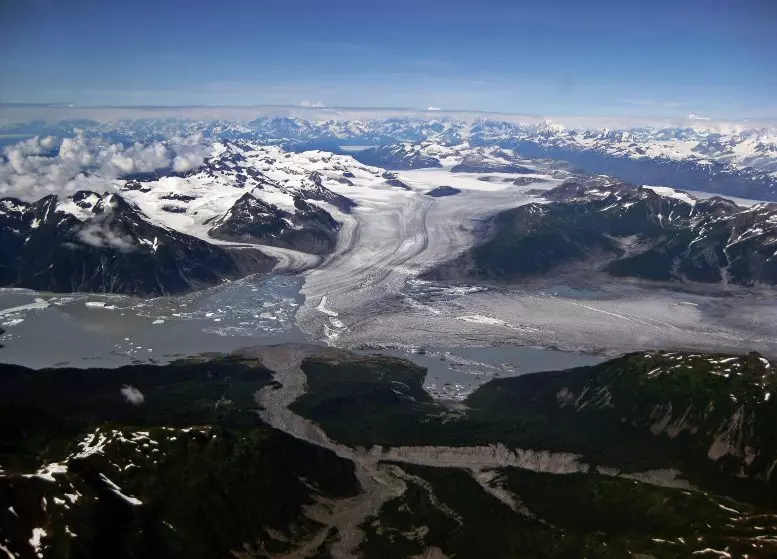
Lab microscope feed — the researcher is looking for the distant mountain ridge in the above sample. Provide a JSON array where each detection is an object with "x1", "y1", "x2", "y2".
[
  {"x1": 244, "y1": 119, "x2": 777, "y2": 201},
  {"x1": 4, "y1": 116, "x2": 775, "y2": 200}
]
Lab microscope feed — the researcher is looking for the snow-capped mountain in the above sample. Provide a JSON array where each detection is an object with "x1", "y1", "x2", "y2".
[
  {"x1": 0, "y1": 191, "x2": 274, "y2": 295},
  {"x1": 0, "y1": 140, "x2": 393, "y2": 294},
  {"x1": 347, "y1": 132, "x2": 777, "y2": 202},
  {"x1": 469, "y1": 120, "x2": 777, "y2": 201},
  {"x1": 254, "y1": 118, "x2": 777, "y2": 201},
  {"x1": 247, "y1": 116, "x2": 466, "y2": 146},
  {"x1": 353, "y1": 141, "x2": 541, "y2": 174},
  {"x1": 355, "y1": 143, "x2": 444, "y2": 169},
  {"x1": 4, "y1": 116, "x2": 775, "y2": 201},
  {"x1": 2, "y1": 131, "x2": 777, "y2": 296},
  {"x1": 111, "y1": 140, "x2": 380, "y2": 252},
  {"x1": 426, "y1": 177, "x2": 777, "y2": 287},
  {"x1": 471, "y1": 120, "x2": 777, "y2": 171},
  {"x1": 208, "y1": 192, "x2": 341, "y2": 255}
]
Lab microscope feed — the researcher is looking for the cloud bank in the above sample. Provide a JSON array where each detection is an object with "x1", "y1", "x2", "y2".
[{"x1": 0, "y1": 132, "x2": 211, "y2": 201}]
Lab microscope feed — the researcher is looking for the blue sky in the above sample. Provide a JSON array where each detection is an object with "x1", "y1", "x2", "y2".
[{"x1": 1, "y1": 0, "x2": 775, "y2": 119}]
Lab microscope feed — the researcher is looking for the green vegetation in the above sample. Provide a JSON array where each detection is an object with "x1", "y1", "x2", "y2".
[
  {"x1": 425, "y1": 183, "x2": 777, "y2": 287},
  {"x1": 500, "y1": 468, "x2": 731, "y2": 533},
  {"x1": 361, "y1": 464, "x2": 777, "y2": 559},
  {"x1": 292, "y1": 355, "x2": 437, "y2": 446},
  {"x1": 0, "y1": 356, "x2": 274, "y2": 470},
  {"x1": 293, "y1": 351, "x2": 777, "y2": 505},
  {"x1": 0, "y1": 357, "x2": 360, "y2": 559},
  {"x1": 3, "y1": 349, "x2": 777, "y2": 557},
  {"x1": 361, "y1": 464, "x2": 535, "y2": 558}
]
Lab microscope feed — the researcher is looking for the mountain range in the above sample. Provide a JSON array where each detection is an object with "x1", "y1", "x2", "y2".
[
  {"x1": 2, "y1": 115, "x2": 777, "y2": 558},
  {"x1": 3, "y1": 116, "x2": 775, "y2": 196},
  {"x1": 425, "y1": 177, "x2": 777, "y2": 286},
  {"x1": 4, "y1": 116, "x2": 774, "y2": 199},
  {"x1": 2, "y1": 136, "x2": 777, "y2": 294},
  {"x1": 0, "y1": 192, "x2": 274, "y2": 295},
  {"x1": 0, "y1": 141, "x2": 376, "y2": 295}
]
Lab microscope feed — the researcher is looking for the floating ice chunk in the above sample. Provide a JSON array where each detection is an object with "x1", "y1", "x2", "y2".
[
  {"x1": 455, "y1": 314, "x2": 509, "y2": 326},
  {"x1": 316, "y1": 295, "x2": 338, "y2": 317},
  {"x1": 0, "y1": 298, "x2": 50, "y2": 316}
]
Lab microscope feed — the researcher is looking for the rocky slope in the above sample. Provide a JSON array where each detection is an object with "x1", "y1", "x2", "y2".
[
  {"x1": 353, "y1": 141, "x2": 542, "y2": 174},
  {"x1": 0, "y1": 140, "x2": 385, "y2": 294},
  {"x1": 0, "y1": 192, "x2": 273, "y2": 295},
  {"x1": 293, "y1": 350, "x2": 777, "y2": 503},
  {"x1": 208, "y1": 192, "x2": 340, "y2": 255},
  {"x1": 0, "y1": 356, "x2": 360, "y2": 559},
  {"x1": 114, "y1": 141, "x2": 362, "y2": 256},
  {"x1": 355, "y1": 143, "x2": 443, "y2": 169},
  {"x1": 426, "y1": 178, "x2": 777, "y2": 286}
]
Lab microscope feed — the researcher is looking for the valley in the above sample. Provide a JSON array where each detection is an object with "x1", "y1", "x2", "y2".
[
  {"x1": 3, "y1": 0, "x2": 777, "y2": 554},
  {"x1": 1, "y1": 118, "x2": 777, "y2": 558},
  {"x1": 2, "y1": 134, "x2": 777, "y2": 372},
  {"x1": 0, "y1": 120, "x2": 777, "y2": 559},
  {"x1": 2, "y1": 345, "x2": 777, "y2": 558}
]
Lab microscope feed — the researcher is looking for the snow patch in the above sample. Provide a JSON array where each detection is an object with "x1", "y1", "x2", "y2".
[
  {"x1": 28, "y1": 528, "x2": 47, "y2": 558},
  {"x1": 99, "y1": 474, "x2": 143, "y2": 506}
]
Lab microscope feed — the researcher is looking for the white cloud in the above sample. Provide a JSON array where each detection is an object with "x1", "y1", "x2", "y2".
[
  {"x1": 0, "y1": 132, "x2": 211, "y2": 201},
  {"x1": 120, "y1": 385, "x2": 145, "y2": 405},
  {"x1": 39, "y1": 136, "x2": 57, "y2": 149},
  {"x1": 172, "y1": 152, "x2": 201, "y2": 172},
  {"x1": 76, "y1": 221, "x2": 137, "y2": 252},
  {"x1": 110, "y1": 154, "x2": 135, "y2": 174},
  {"x1": 427, "y1": 106, "x2": 442, "y2": 111},
  {"x1": 300, "y1": 100, "x2": 326, "y2": 108},
  {"x1": 688, "y1": 113, "x2": 711, "y2": 121}
]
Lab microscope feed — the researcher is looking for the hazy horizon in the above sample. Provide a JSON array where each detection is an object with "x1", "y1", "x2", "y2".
[
  {"x1": 2, "y1": 0, "x2": 775, "y2": 122},
  {"x1": 1, "y1": 102, "x2": 776, "y2": 131}
]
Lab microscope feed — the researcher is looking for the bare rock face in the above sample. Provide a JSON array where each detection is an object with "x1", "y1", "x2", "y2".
[
  {"x1": 0, "y1": 193, "x2": 273, "y2": 295},
  {"x1": 208, "y1": 192, "x2": 341, "y2": 255},
  {"x1": 425, "y1": 179, "x2": 777, "y2": 287},
  {"x1": 425, "y1": 186, "x2": 462, "y2": 197}
]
